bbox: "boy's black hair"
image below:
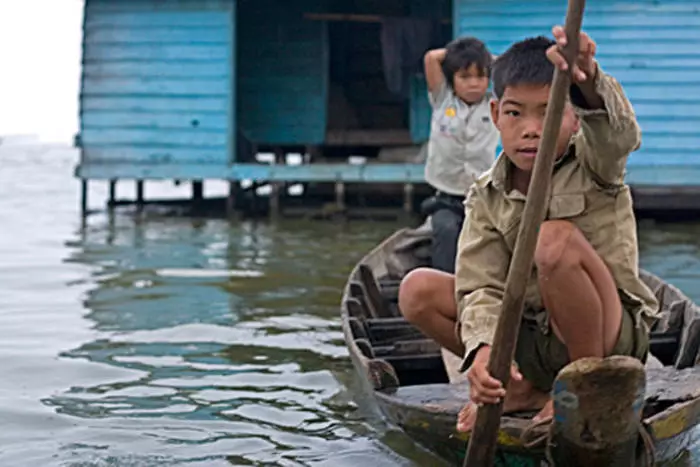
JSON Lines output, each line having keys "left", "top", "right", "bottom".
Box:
{"left": 492, "top": 36, "right": 556, "bottom": 99}
{"left": 441, "top": 36, "right": 492, "bottom": 88}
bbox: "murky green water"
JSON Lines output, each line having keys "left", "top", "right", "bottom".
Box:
{"left": 1, "top": 144, "right": 699, "bottom": 466}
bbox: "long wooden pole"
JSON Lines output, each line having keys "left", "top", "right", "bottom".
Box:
{"left": 462, "top": 1, "right": 586, "bottom": 465}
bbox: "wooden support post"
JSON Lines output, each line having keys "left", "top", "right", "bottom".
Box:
{"left": 227, "top": 181, "right": 239, "bottom": 220}
{"left": 269, "top": 147, "right": 284, "bottom": 219}
{"left": 80, "top": 180, "right": 88, "bottom": 217}
{"left": 192, "top": 180, "right": 203, "bottom": 200}
{"left": 135, "top": 180, "right": 144, "bottom": 210}
{"left": 192, "top": 180, "right": 203, "bottom": 211}
{"left": 250, "top": 182, "right": 259, "bottom": 216}
{"left": 108, "top": 179, "right": 116, "bottom": 209}
{"left": 335, "top": 180, "right": 345, "bottom": 214}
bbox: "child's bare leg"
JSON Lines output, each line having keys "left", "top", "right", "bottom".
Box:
{"left": 532, "top": 220, "right": 624, "bottom": 420}
{"left": 398, "top": 268, "right": 464, "bottom": 357}
{"left": 459, "top": 220, "right": 625, "bottom": 432}
{"left": 536, "top": 220, "right": 623, "bottom": 359}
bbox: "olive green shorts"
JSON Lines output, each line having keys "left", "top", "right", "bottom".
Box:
{"left": 515, "top": 307, "right": 650, "bottom": 393}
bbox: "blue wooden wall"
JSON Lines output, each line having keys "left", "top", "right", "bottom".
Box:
{"left": 453, "top": 0, "right": 700, "bottom": 185}
{"left": 237, "top": 1, "right": 328, "bottom": 146}
{"left": 80, "top": 0, "right": 235, "bottom": 168}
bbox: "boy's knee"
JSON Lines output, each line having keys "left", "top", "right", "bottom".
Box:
{"left": 534, "top": 220, "right": 581, "bottom": 275}
{"left": 398, "top": 268, "right": 440, "bottom": 323}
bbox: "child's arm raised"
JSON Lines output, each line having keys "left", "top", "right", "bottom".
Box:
{"left": 455, "top": 187, "right": 510, "bottom": 373}
{"left": 424, "top": 48, "right": 448, "bottom": 101}
{"left": 547, "top": 26, "right": 641, "bottom": 186}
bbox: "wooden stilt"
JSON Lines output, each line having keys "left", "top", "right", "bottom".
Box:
{"left": 269, "top": 147, "right": 284, "bottom": 219}
{"left": 80, "top": 180, "right": 88, "bottom": 217}
{"left": 335, "top": 181, "right": 345, "bottom": 213}
{"left": 251, "top": 182, "right": 260, "bottom": 216}
{"left": 192, "top": 180, "right": 204, "bottom": 209}
{"left": 136, "top": 180, "right": 143, "bottom": 206}
{"left": 227, "top": 181, "right": 239, "bottom": 220}
{"left": 108, "top": 179, "right": 116, "bottom": 209}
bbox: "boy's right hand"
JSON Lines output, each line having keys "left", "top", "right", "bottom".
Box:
{"left": 466, "top": 345, "right": 522, "bottom": 405}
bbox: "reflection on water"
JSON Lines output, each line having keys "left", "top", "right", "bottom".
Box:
{"left": 50, "top": 216, "right": 441, "bottom": 466}
{"left": 1, "top": 145, "right": 699, "bottom": 466}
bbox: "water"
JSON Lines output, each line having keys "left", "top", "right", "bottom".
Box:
{"left": 1, "top": 144, "right": 699, "bottom": 466}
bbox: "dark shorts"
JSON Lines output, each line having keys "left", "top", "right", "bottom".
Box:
{"left": 423, "top": 192, "right": 465, "bottom": 274}
{"left": 515, "top": 306, "right": 650, "bottom": 392}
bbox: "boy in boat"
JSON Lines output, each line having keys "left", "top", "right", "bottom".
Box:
{"left": 422, "top": 37, "right": 499, "bottom": 274}
{"left": 398, "top": 27, "right": 660, "bottom": 430}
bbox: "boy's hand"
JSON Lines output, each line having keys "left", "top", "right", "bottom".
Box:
{"left": 546, "top": 25, "right": 597, "bottom": 83}
{"left": 466, "top": 346, "right": 522, "bottom": 405}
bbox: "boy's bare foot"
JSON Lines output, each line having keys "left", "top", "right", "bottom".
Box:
{"left": 532, "top": 399, "right": 554, "bottom": 423}
{"left": 456, "top": 385, "right": 550, "bottom": 432}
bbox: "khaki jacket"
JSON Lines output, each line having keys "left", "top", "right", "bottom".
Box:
{"left": 455, "top": 66, "right": 660, "bottom": 369}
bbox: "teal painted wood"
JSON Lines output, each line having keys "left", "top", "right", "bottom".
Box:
{"left": 237, "top": 1, "right": 328, "bottom": 145}
{"left": 74, "top": 161, "right": 700, "bottom": 186}
{"left": 454, "top": 0, "right": 700, "bottom": 180}
{"left": 410, "top": 75, "right": 431, "bottom": 143}
{"left": 79, "top": 0, "right": 235, "bottom": 167}
{"left": 76, "top": 162, "right": 429, "bottom": 182}
{"left": 408, "top": 0, "right": 451, "bottom": 144}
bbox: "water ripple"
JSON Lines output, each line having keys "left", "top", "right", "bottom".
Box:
{"left": 3, "top": 145, "right": 699, "bottom": 466}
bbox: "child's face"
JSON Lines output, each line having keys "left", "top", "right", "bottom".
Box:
{"left": 490, "top": 83, "right": 580, "bottom": 173}
{"left": 453, "top": 64, "right": 489, "bottom": 105}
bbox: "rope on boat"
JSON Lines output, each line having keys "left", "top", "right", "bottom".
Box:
{"left": 638, "top": 421, "right": 658, "bottom": 467}
{"left": 518, "top": 416, "right": 657, "bottom": 466}
{"left": 519, "top": 415, "right": 556, "bottom": 465}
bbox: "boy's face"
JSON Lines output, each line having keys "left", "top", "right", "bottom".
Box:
{"left": 490, "top": 83, "right": 580, "bottom": 172}
{"left": 453, "top": 64, "right": 490, "bottom": 105}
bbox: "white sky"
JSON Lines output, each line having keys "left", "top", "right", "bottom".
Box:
{"left": 0, "top": 0, "right": 84, "bottom": 143}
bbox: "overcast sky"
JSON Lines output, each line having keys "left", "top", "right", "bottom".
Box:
{"left": 0, "top": 0, "right": 84, "bottom": 143}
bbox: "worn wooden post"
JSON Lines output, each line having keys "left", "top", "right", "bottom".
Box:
{"left": 549, "top": 356, "right": 646, "bottom": 467}
{"left": 335, "top": 180, "right": 345, "bottom": 214}
{"left": 135, "top": 180, "right": 144, "bottom": 211}
{"left": 192, "top": 180, "right": 204, "bottom": 204}
{"left": 80, "top": 180, "right": 88, "bottom": 217}
{"left": 462, "top": 1, "right": 586, "bottom": 465}
{"left": 270, "top": 147, "right": 284, "bottom": 219}
{"left": 227, "top": 181, "right": 239, "bottom": 220}
{"left": 108, "top": 179, "right": 116, "bottom": 209}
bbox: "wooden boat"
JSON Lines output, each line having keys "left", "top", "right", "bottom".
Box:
{"left": 340, "top": 220, "right": 700, "bottom": 466}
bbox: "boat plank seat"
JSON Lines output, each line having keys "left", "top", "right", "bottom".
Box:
{"left": 357, "top": 264, "right": 399, "bottom": 317}
{"left": 376, "top": 275, "right": 691, "bottom": 370}
{"left": 384, "top": 354, "right": 449, "bottom": 387}
{"left": 345, "top": 300, "right": 425, "bottom": 345}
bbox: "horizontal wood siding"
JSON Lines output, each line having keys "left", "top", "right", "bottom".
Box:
{"left": 80, "top": 0, "right": 234, "bottom": 166}
{"left": 454, "top": 0, "right": 700, "bottom": 178}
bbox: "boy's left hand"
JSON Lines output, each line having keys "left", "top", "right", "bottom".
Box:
{"left": 546, "top": 25, "right": 597, "bottom": 83}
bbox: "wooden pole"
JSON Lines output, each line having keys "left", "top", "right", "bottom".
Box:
{"left": 462, "top": 1, "right": 586, "bottom": 465}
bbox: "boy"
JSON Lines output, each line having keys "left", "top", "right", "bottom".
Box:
{"left": 422, "top": 37, "right": 499, "bottom": 274}
{"left": 398, "top": 27, "right": 660, "bottom": 431}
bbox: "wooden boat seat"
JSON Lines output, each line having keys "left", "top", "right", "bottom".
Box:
{"left": 374, "top": 276, "right": 690, "bottom": 369}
